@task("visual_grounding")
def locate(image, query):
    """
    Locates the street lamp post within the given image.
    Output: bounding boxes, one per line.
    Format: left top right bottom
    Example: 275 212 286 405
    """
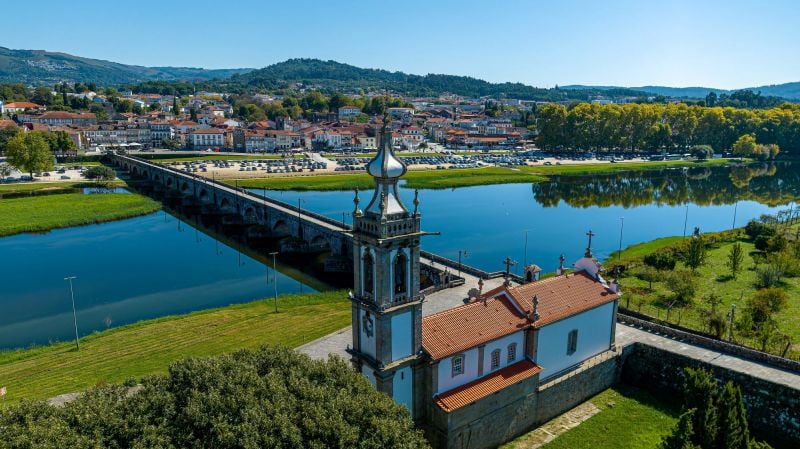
297 198 306 236
683 204 689 238
618 217 624 260
732 201 739 230
458 250 468 278
269 251 279 312
64 276 80 351
523 230 529 271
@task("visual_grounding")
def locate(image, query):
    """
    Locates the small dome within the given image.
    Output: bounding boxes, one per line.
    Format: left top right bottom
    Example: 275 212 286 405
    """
367 127 406 179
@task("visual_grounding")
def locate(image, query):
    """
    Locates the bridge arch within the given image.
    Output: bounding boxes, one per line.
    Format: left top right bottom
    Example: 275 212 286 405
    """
198 188 211 203
243 206 257 222
220 197 235 212
166 177 174 188
180 181 190 193
310 235 331 252
273 219 290 236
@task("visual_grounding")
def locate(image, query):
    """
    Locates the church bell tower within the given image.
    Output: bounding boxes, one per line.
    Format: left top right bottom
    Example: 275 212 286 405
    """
349 117 426 418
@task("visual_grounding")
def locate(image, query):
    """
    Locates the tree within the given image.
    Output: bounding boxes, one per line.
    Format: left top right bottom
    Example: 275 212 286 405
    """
190 108 198 122
726 243 744 279
5 131 54 178
0 125 19 155
660 410 700 449
683 232 707 272
682 368 718 448
732 134 758 158
715 382 750 449
0 346 430 449
644 250 677 271
667 269 698 305
84 166 116 183
691 145 714 160
0 162 12 179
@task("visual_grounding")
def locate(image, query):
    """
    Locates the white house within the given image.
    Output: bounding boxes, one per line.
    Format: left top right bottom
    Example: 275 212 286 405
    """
188 128 225 150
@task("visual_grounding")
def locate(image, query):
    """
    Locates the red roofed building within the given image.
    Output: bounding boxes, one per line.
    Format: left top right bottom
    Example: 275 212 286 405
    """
346 119 622 448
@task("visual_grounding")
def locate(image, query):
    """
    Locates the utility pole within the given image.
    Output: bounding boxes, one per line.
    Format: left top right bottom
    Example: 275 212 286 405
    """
269 252 279 312
458 250 468 278
732 201 738 230
523 230 529 271
728 303 736 341
683 204 689 238
64 276 80 351
618 217 624 260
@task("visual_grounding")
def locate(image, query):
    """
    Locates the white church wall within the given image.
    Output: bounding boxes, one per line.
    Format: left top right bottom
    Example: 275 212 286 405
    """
481 331 525 374
391 310 413 361
393 365 413 411
359 309 376 358
535 301 615 380
437 347 479 395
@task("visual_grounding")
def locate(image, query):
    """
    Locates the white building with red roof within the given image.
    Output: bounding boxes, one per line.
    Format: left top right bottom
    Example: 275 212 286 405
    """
347 120 620 448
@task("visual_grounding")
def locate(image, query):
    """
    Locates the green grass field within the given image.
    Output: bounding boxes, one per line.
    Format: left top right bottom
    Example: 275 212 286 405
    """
144 154 298 162
228 159 735 191
0 291 350 405
0 192 161 237
232 167 548 191
503 385 679 449
0 180 124 194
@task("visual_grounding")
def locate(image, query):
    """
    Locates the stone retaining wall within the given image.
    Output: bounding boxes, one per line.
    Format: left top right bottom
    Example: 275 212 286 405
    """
623 343 800 443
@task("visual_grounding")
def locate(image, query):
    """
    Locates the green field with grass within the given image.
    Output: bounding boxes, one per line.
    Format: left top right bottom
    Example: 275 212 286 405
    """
503 385 679 449
232 167 548 191
228 159 736 191
0 291 350 404
0 192 161 237
0 180 124 194
143 154 298 162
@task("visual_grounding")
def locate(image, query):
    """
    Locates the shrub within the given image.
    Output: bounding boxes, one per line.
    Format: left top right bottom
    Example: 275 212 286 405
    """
0 346 430 449
666 269 698 305
755 263 783 288
644 250 677 271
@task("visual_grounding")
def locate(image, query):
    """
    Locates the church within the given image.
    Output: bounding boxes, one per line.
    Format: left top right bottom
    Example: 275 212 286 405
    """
347 119 621 449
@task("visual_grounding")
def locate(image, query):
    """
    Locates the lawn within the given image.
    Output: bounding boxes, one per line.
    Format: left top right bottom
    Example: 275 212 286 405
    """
231 167 547 191
0 180 124 195
0 291 350 405
227 159 735 191
621 236 800 343
502 384 679 449
0 192 161 237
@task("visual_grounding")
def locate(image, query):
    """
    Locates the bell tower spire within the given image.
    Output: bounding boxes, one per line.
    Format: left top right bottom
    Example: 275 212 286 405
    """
349 116 426 418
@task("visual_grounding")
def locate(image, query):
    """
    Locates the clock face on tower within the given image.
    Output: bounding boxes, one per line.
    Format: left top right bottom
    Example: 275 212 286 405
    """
362 311 374 338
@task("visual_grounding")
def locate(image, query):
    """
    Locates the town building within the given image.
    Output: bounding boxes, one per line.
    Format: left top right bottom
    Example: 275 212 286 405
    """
338 105 362 120
2 102 43 113
188 128 225 150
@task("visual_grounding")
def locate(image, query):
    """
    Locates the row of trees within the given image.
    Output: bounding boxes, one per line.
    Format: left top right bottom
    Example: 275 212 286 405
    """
660 367 770 449
0 347 428 449
230 92 412 122
535 102 800 154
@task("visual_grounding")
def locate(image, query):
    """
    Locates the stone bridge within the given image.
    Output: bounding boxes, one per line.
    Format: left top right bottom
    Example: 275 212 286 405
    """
111 154 484 283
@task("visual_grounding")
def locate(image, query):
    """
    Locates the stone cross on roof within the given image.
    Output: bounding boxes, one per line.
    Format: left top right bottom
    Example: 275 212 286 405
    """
502 256 517 277
585 230 595 257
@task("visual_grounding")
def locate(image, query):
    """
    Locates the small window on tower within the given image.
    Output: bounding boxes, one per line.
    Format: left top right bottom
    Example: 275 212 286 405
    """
451 354 464 377
567 329 578 355
490 349 501 370
507 343 517 363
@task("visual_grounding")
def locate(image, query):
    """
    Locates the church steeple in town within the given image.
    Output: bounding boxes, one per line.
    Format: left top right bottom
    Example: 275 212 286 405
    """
348 116 426 418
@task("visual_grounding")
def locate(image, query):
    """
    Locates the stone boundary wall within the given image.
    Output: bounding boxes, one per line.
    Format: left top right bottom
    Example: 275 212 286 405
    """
623 343 800 443
618 312 800 373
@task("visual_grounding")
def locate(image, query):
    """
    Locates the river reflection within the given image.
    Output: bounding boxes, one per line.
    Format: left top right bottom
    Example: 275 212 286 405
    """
259 163 797 277
0 211 319 349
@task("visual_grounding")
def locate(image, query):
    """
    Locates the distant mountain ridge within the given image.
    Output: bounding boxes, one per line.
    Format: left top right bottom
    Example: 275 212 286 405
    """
228 58 653 101
0 47 254 85
562 83 800 100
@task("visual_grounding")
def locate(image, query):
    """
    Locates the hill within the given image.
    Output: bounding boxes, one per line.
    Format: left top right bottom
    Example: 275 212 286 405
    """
563 82 800 100
229 58 653 101
0 47 253 85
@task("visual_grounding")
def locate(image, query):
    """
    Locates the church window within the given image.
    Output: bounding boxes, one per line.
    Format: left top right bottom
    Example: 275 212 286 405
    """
451 354 464 377
363 250 374 296
507 343 517 363
394 251 408 295
567 329 578 355
490 349 501 370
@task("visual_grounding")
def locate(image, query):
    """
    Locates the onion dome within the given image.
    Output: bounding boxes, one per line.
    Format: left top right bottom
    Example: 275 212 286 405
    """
367 120 407 179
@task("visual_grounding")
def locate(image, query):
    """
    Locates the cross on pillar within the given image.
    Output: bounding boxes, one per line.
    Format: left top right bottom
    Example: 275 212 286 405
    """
502 256 517 277
585 230 595 257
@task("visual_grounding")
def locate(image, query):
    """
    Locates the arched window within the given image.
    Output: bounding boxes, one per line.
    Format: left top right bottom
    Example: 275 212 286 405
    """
490 349 501 370
507 343 517 363
363 250 374 296
394 251 408 296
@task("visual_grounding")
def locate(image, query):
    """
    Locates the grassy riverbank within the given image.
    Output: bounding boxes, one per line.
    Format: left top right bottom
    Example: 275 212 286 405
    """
0 180 125 195
142 154 300 163
229 159 736 191
503 385 679 449
0 291 350 405
0 191 161 237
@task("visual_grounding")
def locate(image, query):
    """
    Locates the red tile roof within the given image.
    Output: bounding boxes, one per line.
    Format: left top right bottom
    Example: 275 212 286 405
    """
434 360 542 412
422 296 528 360
4 102 41 109
504 271 619 326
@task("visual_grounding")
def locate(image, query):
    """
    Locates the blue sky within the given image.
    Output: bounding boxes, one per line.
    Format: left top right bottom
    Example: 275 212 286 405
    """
3 0 798 89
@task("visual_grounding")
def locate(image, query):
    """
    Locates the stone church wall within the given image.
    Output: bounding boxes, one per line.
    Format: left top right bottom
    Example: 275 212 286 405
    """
623 343 800 443
424 350 624 449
